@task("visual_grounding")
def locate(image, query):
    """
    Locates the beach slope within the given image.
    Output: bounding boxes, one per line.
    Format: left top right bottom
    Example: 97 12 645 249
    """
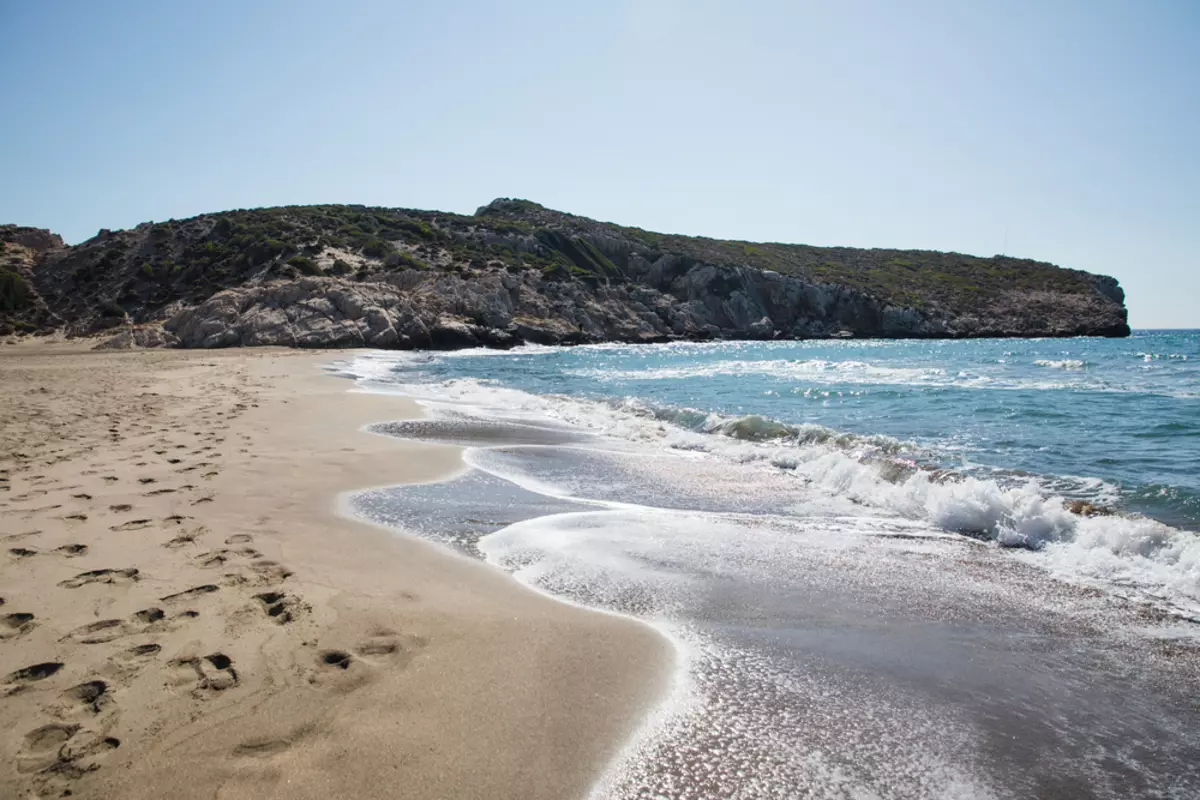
0 344 669 799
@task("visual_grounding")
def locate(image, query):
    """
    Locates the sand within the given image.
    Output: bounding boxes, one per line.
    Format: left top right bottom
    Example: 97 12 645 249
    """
0 343 671 799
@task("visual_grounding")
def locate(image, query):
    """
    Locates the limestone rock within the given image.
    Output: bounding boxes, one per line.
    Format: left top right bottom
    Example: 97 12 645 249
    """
3 199 1130 347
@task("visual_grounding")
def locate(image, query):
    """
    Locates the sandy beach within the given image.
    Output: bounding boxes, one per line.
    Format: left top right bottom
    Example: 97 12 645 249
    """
0 343 671 800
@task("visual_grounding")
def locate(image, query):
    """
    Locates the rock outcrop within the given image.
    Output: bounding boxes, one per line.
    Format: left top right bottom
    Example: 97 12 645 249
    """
0 226 67 336
0 200 1130 348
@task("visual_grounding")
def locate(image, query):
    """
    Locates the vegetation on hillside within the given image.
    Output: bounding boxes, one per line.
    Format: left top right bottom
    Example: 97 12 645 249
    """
0 267 30 312
479 200 1108 312
3 199 1119 337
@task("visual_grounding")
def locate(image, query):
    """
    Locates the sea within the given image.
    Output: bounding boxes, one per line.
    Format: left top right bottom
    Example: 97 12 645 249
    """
335 330 1199 800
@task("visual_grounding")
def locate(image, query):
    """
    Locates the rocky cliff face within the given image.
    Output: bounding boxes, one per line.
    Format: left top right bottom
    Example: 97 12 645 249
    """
0 225 66 335
1 200 1130 347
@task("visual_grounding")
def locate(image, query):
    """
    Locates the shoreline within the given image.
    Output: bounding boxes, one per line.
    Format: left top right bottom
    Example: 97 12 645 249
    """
332 369 689 794
344 345 1200 797
337 438 689 800
0 343 672 800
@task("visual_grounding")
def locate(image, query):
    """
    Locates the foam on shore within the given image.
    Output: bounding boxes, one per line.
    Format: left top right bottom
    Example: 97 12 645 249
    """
345 347 1200 799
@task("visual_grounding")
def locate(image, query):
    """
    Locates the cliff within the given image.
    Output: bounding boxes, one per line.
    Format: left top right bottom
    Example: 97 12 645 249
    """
0 200 1130 348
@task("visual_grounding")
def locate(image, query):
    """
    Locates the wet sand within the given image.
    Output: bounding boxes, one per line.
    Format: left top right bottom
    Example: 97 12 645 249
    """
0 343 670 800
359 416 1200 799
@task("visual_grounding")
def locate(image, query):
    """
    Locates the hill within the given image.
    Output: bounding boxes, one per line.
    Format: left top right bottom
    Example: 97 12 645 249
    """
0 200 1129 348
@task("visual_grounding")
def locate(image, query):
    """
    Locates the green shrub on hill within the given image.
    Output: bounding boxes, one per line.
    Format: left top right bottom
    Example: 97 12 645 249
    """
287 255 323 275
0 267 30 311
362 239 396 259
389 252 429 270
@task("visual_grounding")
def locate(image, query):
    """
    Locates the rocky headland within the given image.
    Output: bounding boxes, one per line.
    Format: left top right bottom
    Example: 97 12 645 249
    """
0 200 1130 350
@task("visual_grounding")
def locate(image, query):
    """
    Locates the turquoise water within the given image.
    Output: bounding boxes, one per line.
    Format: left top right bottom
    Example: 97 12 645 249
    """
343 331 1200 799
397 331 1199 532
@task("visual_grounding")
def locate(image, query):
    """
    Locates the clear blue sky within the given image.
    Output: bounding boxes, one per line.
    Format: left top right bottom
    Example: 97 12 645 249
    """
1 1 1196 327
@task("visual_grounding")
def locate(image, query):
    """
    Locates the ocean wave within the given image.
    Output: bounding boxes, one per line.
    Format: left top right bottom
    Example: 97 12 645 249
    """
346 352 1200 614
1138 352 1190 361
613 399 914 456
345 341 1199 399
1029 514 1200 613
356 359 1120 543
1033 359 1088 370
562 356 1199 398
567 359 949 386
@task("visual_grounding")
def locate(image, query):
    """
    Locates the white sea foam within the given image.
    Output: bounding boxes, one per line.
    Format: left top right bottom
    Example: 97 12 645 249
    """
567 358 949 386
1138 351 1190 361
1029 515 1200 612
343 344 1200 797
565 354 1199 397
478 509 1021 798
346 351 1200 615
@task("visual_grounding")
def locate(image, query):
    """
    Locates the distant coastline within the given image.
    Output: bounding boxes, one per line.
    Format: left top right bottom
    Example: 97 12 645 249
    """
2 200 1128 349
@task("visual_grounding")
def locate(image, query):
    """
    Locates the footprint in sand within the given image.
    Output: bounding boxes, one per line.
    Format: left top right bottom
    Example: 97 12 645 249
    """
134 607 166 625
194 550 234 568
9 547 38 559
224 534 253 544
355 629 428 668
110 518 153 532
19 503 61 514
117 643 161 662
1 612 36 640
194 547 262 569
58 568 140 589
317 650 353 670
252 591 308 625
64 608 172 644
17 723 80 774
249 560 293 583
164 529 202 549
222 559 294 588
3 662 64 694
109 504 133 513
55 544 89 557
63 619 126 644
233 735 300 759
61 680 111 714
18 723 120 781
160 585 219 605
58 727 121 766
355 636 401 657
168 653 239 693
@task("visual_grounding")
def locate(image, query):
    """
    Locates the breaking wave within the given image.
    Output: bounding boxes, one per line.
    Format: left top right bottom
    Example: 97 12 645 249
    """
341 350 1200 615
1033 358 1088 370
